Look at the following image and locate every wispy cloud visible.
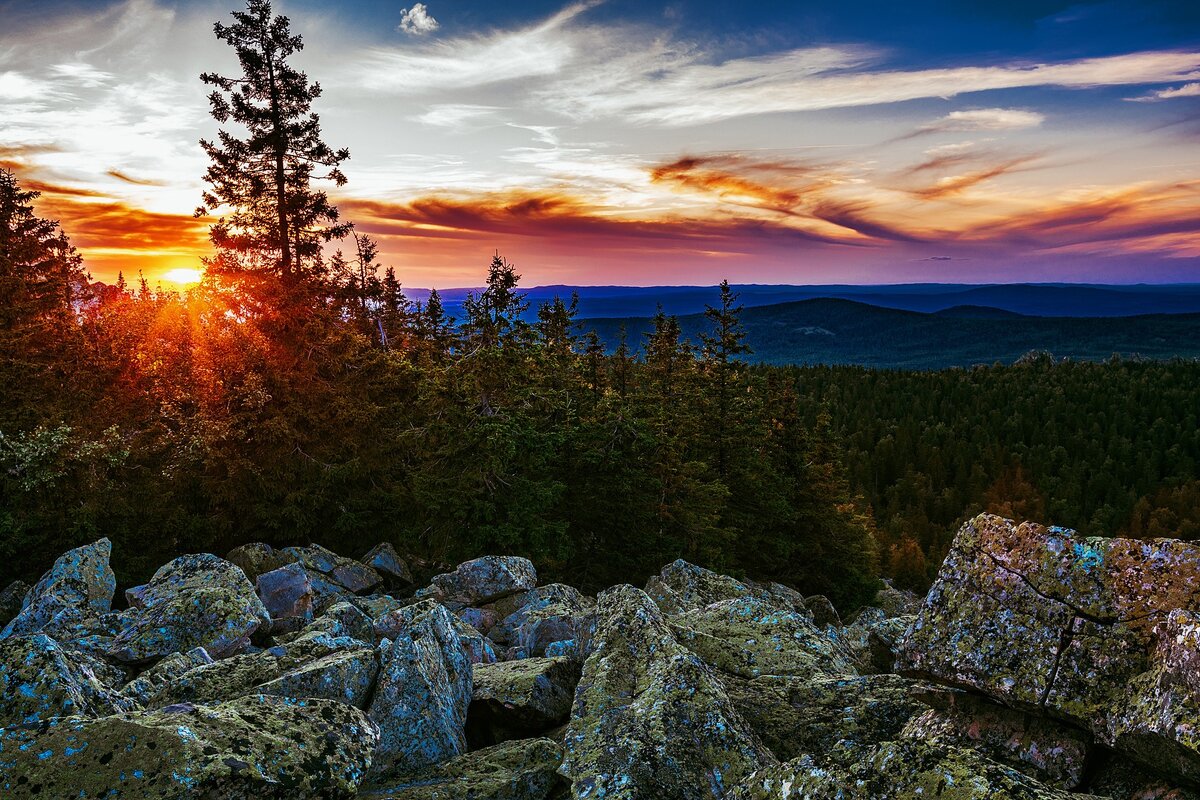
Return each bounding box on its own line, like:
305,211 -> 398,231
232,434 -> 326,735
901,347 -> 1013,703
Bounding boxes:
398,4 -> 440,36
416,104 -> 502,127
915,108 -> 1045,134
1127,82 -> 1200,102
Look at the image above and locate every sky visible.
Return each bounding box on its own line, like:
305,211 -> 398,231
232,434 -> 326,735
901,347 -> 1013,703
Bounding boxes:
1,0 -> 1199,288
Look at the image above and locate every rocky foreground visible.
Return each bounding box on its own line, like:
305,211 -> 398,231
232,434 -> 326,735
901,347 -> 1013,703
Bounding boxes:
2,514 -> 1199,798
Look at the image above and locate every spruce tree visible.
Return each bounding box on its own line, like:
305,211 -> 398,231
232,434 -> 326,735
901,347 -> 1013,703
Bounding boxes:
196,0 -> 350,280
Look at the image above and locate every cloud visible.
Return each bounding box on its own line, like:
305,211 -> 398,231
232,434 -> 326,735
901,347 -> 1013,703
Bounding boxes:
916,108 -> 1045,134
906,156 -> 1039,200
398,3 -> 440,36
1127,82 -> 1200,102
415,104 -> 500,127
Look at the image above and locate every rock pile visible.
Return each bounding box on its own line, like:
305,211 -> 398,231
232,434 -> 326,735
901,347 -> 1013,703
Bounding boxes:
1,514 -> 1199,798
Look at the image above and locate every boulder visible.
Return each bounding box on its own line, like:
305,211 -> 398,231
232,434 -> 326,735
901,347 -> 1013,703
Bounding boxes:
368,600 -> 473,774
871,581 -> 923,618
253,645 -> 378,709
361,543 -> 414,588
670,595 -> 851,680
724,672 -> 927,762
107,553 -> 269,664
374,598 -> 496,664
0,580 -> 30,627
560,584 -> 772,799
285,599 -> 374,644
256,562 -> 314,622
459,606 -> 498,636
359,737 -> 567,800
280,544 -> 382,595
119,646 -> 213,706
1,538 -> 115,639
901,688 -> 1091,790
226,542 -> 295,582
804,594 -> 841,628
897,513 -> 1200,782
488,583 -> 594,658
645,559 -> 760,616
865,614 -> 915,673
0,694 -> 378,799
429,556 -> 538,606
730,739 -> 1091,800
467,657 -> 580,747
0,633 -> 134,726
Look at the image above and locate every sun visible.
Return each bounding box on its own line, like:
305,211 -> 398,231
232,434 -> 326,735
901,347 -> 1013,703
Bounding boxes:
162,267 -> 204,285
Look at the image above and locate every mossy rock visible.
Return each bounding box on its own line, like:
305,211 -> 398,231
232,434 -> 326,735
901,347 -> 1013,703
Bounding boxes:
0,633 -> 134,726
467,657 -> 580,747
1,539 -> 115,640
0,694 -> 378,799
360,737 -> 566,799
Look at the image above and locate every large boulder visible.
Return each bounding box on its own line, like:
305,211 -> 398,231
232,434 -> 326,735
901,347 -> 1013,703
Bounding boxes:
226,542 -> 295,582
0,633 -> 134,726
467,657 -> 579,747
670,596 -> 851,679
359,737 -> 567,800
0,694 -> 378,799
256,562 -> 314,623
487,583 -> 594,658
1,539 -> 115,639
429,556 -> 538,606
897,514 -> 1200,782
119,646 -> 213,706
281,544 -> 382,595
361,543 -> 414,588
645,559 -> 762,616
374,598 -> 496,664
368,600 -> 473,774
108,553 -> 270,664
560,584 -> 772,799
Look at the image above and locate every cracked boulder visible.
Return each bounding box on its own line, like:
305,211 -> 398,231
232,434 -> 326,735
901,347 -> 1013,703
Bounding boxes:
374,597 -> 496,663
256,562 -> 314,623
467,656 -> 580,747
560,584 -> 772,799
361,543 -> 414,589
487,583 -> 594,658
108,553 -> 270,664
0,633 -> 134,726
226,542 -> 296,582
1,539 -> 115,640
0,694 -> 378,799
359,737 -> 567,800
645,559 -> 770,616
281,544 -> 382,596
897,513 -> 1200,781
428,556 -> 538,606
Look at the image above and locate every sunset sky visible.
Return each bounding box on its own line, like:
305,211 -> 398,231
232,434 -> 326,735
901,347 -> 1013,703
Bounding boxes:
2,0 -> 1199,287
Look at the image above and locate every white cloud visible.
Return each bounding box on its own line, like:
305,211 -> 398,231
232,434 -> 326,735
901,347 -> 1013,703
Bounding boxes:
416,104 -> 500,127
1127,82 -> 1200,102
918,108 -> 1046,133
398,4 -> 440,36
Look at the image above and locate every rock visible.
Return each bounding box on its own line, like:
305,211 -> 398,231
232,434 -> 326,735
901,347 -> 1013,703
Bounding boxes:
0,581 -> 30,627
561,584 -> 772,799
645,559 -> 760,616
361,543 -> 414,588
488,583 -> 594,658
901,689 -> 1091,790
0,633 -> 134,726
256,562 -> 314,622
0,694 -> 378,799
724,672 -> 926,762
375,598 -> 497,664
429,556 -> 538,606
730,739 -> 1090,800
287,600 -> 374,644
281,544 -> 382,595
1,538 -> 115,639
897,513 -> 1200,782
865,614 -> 915,673
119,646 -> 213,706
467,657 -> 580,747
459,606 -> 498,635
368,600 -> 473,774
805,594 -> 841,628
1087,752 -> 1200,800
871,581 -> 923,618
359,737 -> 567,800
254,645 -> 378,709
226,542 -> 295,582
107,553 -> 270,664
670,595 -> 851,679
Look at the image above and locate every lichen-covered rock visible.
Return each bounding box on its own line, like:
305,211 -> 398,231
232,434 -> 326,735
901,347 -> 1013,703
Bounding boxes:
467,657 -> 580,747
1,539 -> 115,640
724,672 -> 926,762
488,583 -> 594,658
670,596 -> 851,680
871,581 -> 923,618
359,737 -> 567,800
256,562 -> 314,622
459,606 -> 498,636
0,634 -> 134,726
730,739 -> 1092,800
805,595 -> 841,628
865,614 -> 915,673
561,584 -> 772,799
897,514 -> 1200,781
645,559 -> 760,616
0,694 -> 378,799
108,553 -> 270,664
430,556 -> 538,606
1087,752 -> 1200,800
368,600 -> 473,774
286,599 -> 374,644
0,581 -> 30,628
362,543 -> 414,588
375,598 -> 496,664
901,688 -> 1091,790
254,646 -> 378,709
119,646 -> 213,706
281,544 -> 382,595
226,542 -> 296,582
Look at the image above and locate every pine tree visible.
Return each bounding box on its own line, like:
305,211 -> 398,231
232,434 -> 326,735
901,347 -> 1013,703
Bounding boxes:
463,253 -> 528,349
699,279 -> 752,477
196,0 -> 350,280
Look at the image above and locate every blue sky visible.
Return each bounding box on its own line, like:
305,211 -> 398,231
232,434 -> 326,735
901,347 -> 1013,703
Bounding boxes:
1,0 -> 1198,286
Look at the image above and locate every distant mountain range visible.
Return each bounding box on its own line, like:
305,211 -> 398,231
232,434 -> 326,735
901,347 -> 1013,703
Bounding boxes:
403,282 -> 1200,321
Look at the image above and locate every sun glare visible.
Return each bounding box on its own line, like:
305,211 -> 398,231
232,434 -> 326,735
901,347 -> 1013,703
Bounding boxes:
162,267 -> 204,285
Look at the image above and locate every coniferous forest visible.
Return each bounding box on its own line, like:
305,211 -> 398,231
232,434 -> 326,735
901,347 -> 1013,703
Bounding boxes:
3,0 -> 1199,615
